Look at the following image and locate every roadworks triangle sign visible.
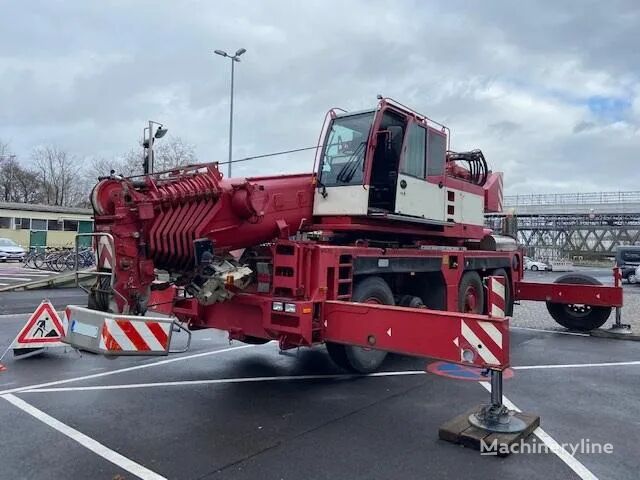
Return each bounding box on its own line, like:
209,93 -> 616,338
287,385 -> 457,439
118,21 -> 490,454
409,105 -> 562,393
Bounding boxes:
11,300 -> 67,352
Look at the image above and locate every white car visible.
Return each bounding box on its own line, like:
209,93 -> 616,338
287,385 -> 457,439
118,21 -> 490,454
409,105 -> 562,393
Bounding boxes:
634,265 -> 640,284
524,256 -> 551,271
0,238 -> 27,262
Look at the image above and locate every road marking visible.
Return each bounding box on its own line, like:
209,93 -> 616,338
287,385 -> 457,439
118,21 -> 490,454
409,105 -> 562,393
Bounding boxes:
0,283 -> 8,286
512,326 -> 590,337
2,394 -> 166,480
513,360 -> 640,370
0,276 -> 32,281
21,358 -> 640,394
0,344 -> 257,396
21,370 -> 429,393
478,382 -> 598,480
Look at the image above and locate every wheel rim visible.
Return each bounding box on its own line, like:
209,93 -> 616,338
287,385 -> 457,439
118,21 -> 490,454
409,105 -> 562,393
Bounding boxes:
564,304 -> 593,318
629,274 -> 637,284
360,297 -> 382,351
463,286 -> 479,313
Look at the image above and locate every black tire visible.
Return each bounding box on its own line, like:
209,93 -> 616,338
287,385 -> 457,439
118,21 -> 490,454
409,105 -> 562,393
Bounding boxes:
491,268 -> 514,316
239,336 -> 271,345
326,276 -> 394,373
398,294 -> 425,308
531,265 -> 539,271
457,271 -> 485,314
546,273 -> 612,331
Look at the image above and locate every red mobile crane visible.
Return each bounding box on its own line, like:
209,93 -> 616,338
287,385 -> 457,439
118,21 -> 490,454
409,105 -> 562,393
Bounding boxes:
64,97 -> 623,379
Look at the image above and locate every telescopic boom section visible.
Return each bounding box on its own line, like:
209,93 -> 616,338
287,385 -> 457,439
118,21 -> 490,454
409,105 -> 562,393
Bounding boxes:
90,163 -> 314,314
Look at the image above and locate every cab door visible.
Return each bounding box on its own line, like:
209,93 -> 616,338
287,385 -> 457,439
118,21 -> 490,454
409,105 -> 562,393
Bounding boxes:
394,122 -> 446,222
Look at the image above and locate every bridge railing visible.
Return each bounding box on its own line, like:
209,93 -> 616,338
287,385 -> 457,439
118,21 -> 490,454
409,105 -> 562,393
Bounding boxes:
504,191 -> 640,207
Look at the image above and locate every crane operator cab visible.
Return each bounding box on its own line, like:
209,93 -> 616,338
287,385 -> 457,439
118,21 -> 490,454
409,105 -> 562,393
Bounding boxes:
313,97 -> 490,231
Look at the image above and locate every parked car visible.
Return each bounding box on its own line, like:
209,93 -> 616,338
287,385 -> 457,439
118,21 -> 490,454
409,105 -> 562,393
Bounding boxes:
634,265 -> 640,285
614,246 -> 640,284
524,256 -> 551,271
0,238 -> 27,262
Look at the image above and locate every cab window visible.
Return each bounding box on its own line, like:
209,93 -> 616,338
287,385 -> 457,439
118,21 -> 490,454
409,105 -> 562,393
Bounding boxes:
427,129 -> 446,176
401,122 -> 426,178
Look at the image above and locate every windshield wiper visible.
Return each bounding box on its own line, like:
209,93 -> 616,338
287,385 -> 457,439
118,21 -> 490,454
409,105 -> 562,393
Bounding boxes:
335,142 -> 366,184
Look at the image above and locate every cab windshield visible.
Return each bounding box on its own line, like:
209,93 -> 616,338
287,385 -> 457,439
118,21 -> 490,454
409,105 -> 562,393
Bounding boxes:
318,112 -> 374,187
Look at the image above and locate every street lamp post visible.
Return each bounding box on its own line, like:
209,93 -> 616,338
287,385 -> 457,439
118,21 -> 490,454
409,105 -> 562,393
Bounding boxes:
143,121 -> 168,174
214,47 -> 246,179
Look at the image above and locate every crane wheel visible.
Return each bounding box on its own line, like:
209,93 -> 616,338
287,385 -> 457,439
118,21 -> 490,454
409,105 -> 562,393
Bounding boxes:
326,276 -> 394,373
546,273 -> 612,331
457,271 -> 485,314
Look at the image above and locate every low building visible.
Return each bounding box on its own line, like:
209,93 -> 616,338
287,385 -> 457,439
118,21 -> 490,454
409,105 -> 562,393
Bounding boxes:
0,202 -> 93,250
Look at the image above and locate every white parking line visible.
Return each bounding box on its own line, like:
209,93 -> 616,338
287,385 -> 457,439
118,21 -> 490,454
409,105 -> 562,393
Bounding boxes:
0,283 -> 8,286
20,370 -> 429,393
478,382 -> 598,480
512,326 -> 590,337
2,394 -> 166,480
513,360 -> 640,370
0,276 -> 32,281
21,359 -> 640,394
0,344 -> 257,396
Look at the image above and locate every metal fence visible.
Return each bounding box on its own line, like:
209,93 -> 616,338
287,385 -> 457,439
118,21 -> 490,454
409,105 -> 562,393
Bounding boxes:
504,191 -> 640,207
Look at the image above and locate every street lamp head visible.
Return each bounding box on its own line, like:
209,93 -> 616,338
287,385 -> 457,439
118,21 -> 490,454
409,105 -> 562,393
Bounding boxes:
155,127 -> 168,139
214,49 -> 228,57
235,48 -> 246,57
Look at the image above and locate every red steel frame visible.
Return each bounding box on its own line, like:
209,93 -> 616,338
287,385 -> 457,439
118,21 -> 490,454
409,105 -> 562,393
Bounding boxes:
163,240 -> 521,370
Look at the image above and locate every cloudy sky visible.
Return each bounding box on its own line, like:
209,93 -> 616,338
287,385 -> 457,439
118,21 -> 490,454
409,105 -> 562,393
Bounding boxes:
1,0 -> 639,194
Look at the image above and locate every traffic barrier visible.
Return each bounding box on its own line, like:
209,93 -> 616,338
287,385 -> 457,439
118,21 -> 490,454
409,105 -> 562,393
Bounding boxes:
63,305 -> 191,356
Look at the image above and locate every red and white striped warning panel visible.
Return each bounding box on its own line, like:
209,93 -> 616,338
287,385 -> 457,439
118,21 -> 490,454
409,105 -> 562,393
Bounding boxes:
63,305 -> 174,356
97,236 -> 114,270
455,319 -> 505,366
488,276 -> 506,318
100,318 -> 170,353
453,275 -> 509,367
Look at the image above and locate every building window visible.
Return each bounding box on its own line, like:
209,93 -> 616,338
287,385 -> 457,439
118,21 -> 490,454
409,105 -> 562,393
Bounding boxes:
14,218 -> 31,229
31,219 -> 47,230
0,217 -> 11,229
47,219 -> 62,231
63,220 -> 79,232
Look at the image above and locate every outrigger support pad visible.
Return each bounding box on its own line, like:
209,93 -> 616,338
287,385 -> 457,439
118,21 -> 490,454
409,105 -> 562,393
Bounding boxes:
468,369 -> 526,433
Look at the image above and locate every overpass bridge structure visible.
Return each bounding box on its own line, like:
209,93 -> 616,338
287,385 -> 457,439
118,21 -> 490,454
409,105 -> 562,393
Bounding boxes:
486,191 -> 640,260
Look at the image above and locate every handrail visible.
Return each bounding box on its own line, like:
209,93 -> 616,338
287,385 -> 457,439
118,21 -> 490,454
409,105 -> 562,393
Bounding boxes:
504,191 -> 640,207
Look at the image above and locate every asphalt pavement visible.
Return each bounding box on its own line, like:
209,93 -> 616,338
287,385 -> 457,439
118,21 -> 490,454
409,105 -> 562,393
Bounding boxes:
0,288 -> 87,315
0,324 -> 638,479
0,266 -> 638,479
0,262 -> 61,289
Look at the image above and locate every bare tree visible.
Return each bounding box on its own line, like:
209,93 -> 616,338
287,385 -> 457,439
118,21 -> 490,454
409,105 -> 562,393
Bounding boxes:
1,157 -> 43,203
32,145 -> 82,206
152,136 -> 198,171
0,142 -> 44,204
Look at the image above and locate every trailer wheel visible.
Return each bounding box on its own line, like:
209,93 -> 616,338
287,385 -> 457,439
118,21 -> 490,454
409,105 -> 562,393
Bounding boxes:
491,268 -> 514,316
546,273 -> 612,331
458,271 -> 485,314
326,276 -> 394,373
